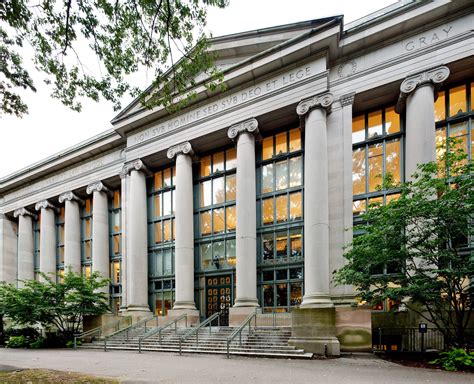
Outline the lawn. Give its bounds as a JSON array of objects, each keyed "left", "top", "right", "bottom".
[{"left": 0, "top": 369, "right": 119, "bottom": 383}]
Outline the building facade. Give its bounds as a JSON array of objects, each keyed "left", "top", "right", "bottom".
[{"left": 0, "top": 1, "right": 473, "bottom": 327}]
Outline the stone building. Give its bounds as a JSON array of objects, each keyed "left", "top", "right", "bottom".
[{"left": 0, "top": 0, "right": 473, "bottom": 354}]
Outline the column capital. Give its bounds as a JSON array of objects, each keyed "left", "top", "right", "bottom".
[
  {"left": 339, "top": 92, "right": 356, "bottom": 107},
  {"left": 297, "top": 92, "right": 334, "bottom": 116},
  {"left": 120, "top": 159, "right": 150, "bottom": 178},
  {"left": 167, "top": 142, "right": 194, "bottom": 159},
  {"left": 227, "top": 118, "right": 259, "bottom": 140},
  {"left": 86, "top": 181, "right": 111, "bottom": 196},
  {"left": 58, "top": 191, "right": 84, "bottom": 205},
  {"left": 396, "top": 65, "right": 450, "bottom": 113},
  {"left": 35, "top": 200, "right": 59, "bottom": 213},
  {"left": 13, "top": 207, "right": 36, "bottom": 219}
]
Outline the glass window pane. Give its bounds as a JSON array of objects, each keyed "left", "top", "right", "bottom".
[
  {"left": 276, "top": 269, "right": 287, "bottom": 280},
  {"left": 275, "top": 195, "right": 288, "bottom": 223},
  {"left": 154, "top": 171, "right": 162, "bottom": 190},
  {"left": 200, "top": 180, "right": 212, "bottom": 207},
  {"left": 172, "top": 166, "right": 176, "bottom": 186},
  {"left": 386, "top": 194, "right": 400, "bottom": 204},
  {"left": 436, "top": 128, "right": 447, "bottom": 166},
  {"left": 368, "top": 196, "right": 383, "bottom": 207},
  {"left": 262, "top": 233, "right": 274, "bottom": 261},
  {"left": 213, "top": 241, "right": 225, "bottom": 267},
  {"left": 163, "top": 249, "right": 172, "bottom": 275},
  {"left": 163, "top": 291, "right": 173, "bottom": 315},
  {"left": 262, "top": 164, "right": 274, "bottom": 193},
  {"left": 471, "top": 82, "right": 474, "bottom": 111},
  {"left": 276, "top": 283, "right": 288, "bottom": 307},
  {"left": 225, "top": 174, "right": 236, "bottom": 201},
  {"left": 172, "top": 191, "right": 175, "bottom": 215},
  {"left": 353, "top": 199, "right": 366, "bottom": 217},
  {"left": 201, "top": 243, "right": 212, "bottom": 270},
  {"left": 449, "top": 85, "right": 467, "bottom": 116},
  {"left": 113, "top": 234, "right": 120, "bottom": 254},
  {"left": 385, "top": 106, "right": 400, "bottom": 134},
  {"left": 290, "top": 267, "right": 303, "bottom": 279},
  {"left": 275, "top": 132, "right": 287, "bottom": 155},
  {"left": 113, "top": 261, "right": 120, "bottom": 283},
  {"left": 59, "top": 225, "right": 64, "bottom": 243},
  {"left": 201, "top": 155, "right": 211, "bottom": 177},
  {"left": 262, "top": 198, "right": 274, "bottom": 226},
  {"left": 113, "top": 211, "right": 120, "bottom": 232},
  {"left": 263, "top": 284, "right": 274, "bottom": 307},
  {"left": 385, "top": 139, "right": 401, "bottom": 184},
  {"left": 226, "top": 148, "right": 237, "bottom": 170},
  {"left": 368, "top": 110, "right": 382, "bottom": 139},
  {"left": 113, "top": 190, "right": 120, "bottom": 208},
  {"left": 289, "top": 156, "right": 302, "bottom": 187},
  {"left": 59, "top": 247, "right": 64, "bottom": 263},
  {"left": 213, "top": 152, "right": 225, "bottom": 173},
  {"left": 201, "top": 211, "right": 211, "bottom": 236},
  {"left": 263, "top": 270, "right": 273, "bottom": 281},
  {"left": 275, "top": 160, "right": 288, "bottom": 190},
  {"left": 262, "top": 136, "right": 274, "bottom": 160},
  {"left": 290, "top": 283, "right": 302, "bottom": 306},
  {"left": 85, "top": 241, "right": 91, "bottom": 260},
  {"left": 154, "top": 194, "right": 161, "bottom": 217},
  {"left": 289, "top": 128, "right": 301, "bottom": 152},
  {"left": 163, "top": 168, "right": 171, "bottom": 187},
  {"left": 226, "top": 206, "right": 236, "bottom": 232},
  {"left": 154, "top": 222, "right": 162, "bottom": 244},
  {"left": 289, "top": 192, "right": 302, "bottom": 221},
  {"left": 85, "top": 199, "right": 91, "bottom": 215},
  {"left": 163, "top": 220, "right": 172, "bottom": 241},
  {"left": 85, "top": 218, "right": 91, "bottom": 238},
  {"left": 212, "top": 177, "right": 225, "bottom": 205},
  {"left": 352, "top": 148, "right": 366, "bottom": 195},
  {"left": 226, "top": 239, "right": 236, "bottom": 267},
  {"left": 435, "top": 90, "right": 445, "bottom": 122},
  {"left": 450, "top": 121, "right": 469, "bottom": 165},
  {"left": 352, "top": 114, "right": 365, "bottom": 143},
  {"left": 368, "top": 143, "right": 383, "bottom": 192},
  {"left": 155, "top": 251, "right": 163, "bottom": 276},
  {"left": 290, "top": 229, "right": 302, "bottom": 258},
  {"left": 213, "top": 208, "right": 225, "bottom": 234},
  {"left": 276, "top": 231, "right": 287, "bottom": 260},
  {"left": 163, "top": 191, "right": 172, "bottom": 216}
]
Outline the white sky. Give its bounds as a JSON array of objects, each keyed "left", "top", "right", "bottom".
[{"left": 0, "top": 0, "right": 395, "bottom": 178}]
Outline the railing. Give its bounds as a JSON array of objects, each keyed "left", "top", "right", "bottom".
[
  {"left": 179, "top": 311, "right": 221, "bottom": 355},
  {"left": 226, "top": 311, "right": 257, "bottom": 359},
  {"left": 138, "top": 314, "right": 187, "bottom": 353},
  {"left": 256, "top": 312, "right": 292, "bottom": 327},
  {"left": 104, "top": 315, "right": 159, "bottom": 351},
  {"left": 73, "top": 316, "right": 132, "bottom": 349}
]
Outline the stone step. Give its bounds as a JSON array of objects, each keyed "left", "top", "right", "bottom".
[{"left": 96, "top": 342, "right": 298, "bottom": 351}]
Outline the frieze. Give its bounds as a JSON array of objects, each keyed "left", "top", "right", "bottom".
[
  {"left": 227, "top": 118, "right": 259, "bottom": 140},
  {"left": 167, "top": 142, "right": 194, "bottom": 159}
]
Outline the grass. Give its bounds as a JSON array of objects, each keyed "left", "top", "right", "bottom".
[{"left": 0, "top": 369, "right": 119, "bottom": 383}]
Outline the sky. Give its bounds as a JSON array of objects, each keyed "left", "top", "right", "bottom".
[{"left": 0, "top": 0, "right": 395, "bottom": 178}]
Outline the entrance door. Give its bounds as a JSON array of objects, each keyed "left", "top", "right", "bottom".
[{"left": 206, "top": 275, "right": 232, "bottom": 326}]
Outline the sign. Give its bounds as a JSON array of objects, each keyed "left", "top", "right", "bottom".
[{"left": 419, "top": 323, "right": 428, "bottom": 333}]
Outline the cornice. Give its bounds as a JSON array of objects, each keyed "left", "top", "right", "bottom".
[
  {"left": 227, "top": 118, "right": 259, "bottom": 140},
  {"left": 58, "top": 191, "right": 84, "bottom": 205},
  {"left": 86, "top": 181, "right": 112, "bottom": 196},
  {"left": 13, "top": 207, "right": 36, "bottom": 219},
  {"left": 35, "top": 200, "right": 59, "bottom": 213},
  {"left": 120, "top": 159, "right": 150, "bottom": 178},
  {"left": 167, "top": 142, "right": 194, "bottom": 160},
  {"left": 297, "top": 92, "right": 334, "bottom": 116}
]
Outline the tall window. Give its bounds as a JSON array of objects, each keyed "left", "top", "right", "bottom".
[
  {"left": 257, "top": 127, "right": 304, "bottom": 312},
  {"left": 109, "top": 190, "right": 121, "bottom": 313},
  {"left": 352, "top": 105, "right": 403, "bottom": 218},
  {"left": 434, "top": 81, "right": 474, "bottom": 168},
  {"left": 81, "top": 198, "right": 92, "bottom": 276},
  {"left": 33, "top": 214, "right": 40, "bottom": 281},
  {"left": 195, "top": 148, "right": 237, "bottom": 271},
  {"left": 148, "top": 166, "right": 176, "bottom": 316},
  {"left": 56, "top": 207, "right": 65, "bottom": 281}
]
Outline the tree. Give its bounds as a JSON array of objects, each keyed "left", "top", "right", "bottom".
[
  {"left": 0, "top": 269, "right": 110, "bottom": 340},
  {"left": 334, "top": 142, "right": 474, "bottom": 348},
  {"left": 1, "top": 0, "right": 228, "bottom": 117}
]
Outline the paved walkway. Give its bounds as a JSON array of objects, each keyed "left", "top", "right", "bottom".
[{"left": 0, "top": 348, "right": 472, "bottom": 383}]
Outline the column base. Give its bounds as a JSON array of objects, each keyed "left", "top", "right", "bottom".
[
  {"left": 168, "top": 309, "right": 200, "bottom": 326},
  {"left": 123, "top": 304, "right": 152, "bottom": 319},
  {"left": 301, "top": 293, "right": 334, "bottom": 308},
  {"left": 233, "top": 297, "right": 259, "bottom": 308},
  {"left": 229, "top": 306, "right": 260, "bottom": 326}
]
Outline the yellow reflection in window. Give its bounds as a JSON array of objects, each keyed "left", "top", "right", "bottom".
[
  {"left": 85, "top": 241, "right": 91, "bottom": 260},
  {"left": 59, "top": 207, "right": 65, "bottom": 221},
  {"left": 290, "top": 230, "right": 302, "bottom": 257},
  {"left": 154, "top": 222, "right": 162, "bottom": 244},
  {"left": 112, "top": 261, "right": 120, "bottom": 284},
  {"left": 385, "top": 139, "right": 401, "bottom": 184},
  {"left": 58, "top": 269, "right": 64, "bottom": 283},
  {"left": 225, "top": 174, "right": 236, "bottom": 201},
  {"left": 385, "top": 106, "right": 400, "bottom": 134},
  {"left": 368, "top": 143, "right": 383, "bottom": 192},
  {"left": 449, "top": 85, "right": 466, "bottom": 117},
  {"left": 113, "top": 234, "right": 121, "bottom": 254},
  {"left": 386, "top": 194, "right": 400, "bottom": 204},
  {"left": 85, "top": 218, "right": 91, "bottom": 238},
  {"left": 435, "top": 128, "right": 447, "bottom": 176},
  {"left": 434, "top": 91, "right": 445, "bottom": 122},
  {"left": 368, "top": 110, "right": 382, "bottom": 139},
  {"left": 449, "top": 122, "right": 469, "bottom": 169},
  {"left": 84, "top": 265, "right": 91, "bottom": 279},
  {"left": 289, "top": 128, "right": 301, "bottom": 152},
  {"left": 471, "top": 82, "right": 474, "bottom": 111},
  {"left": 59, "top": 247, "right": 64, "bottom": 264},
  {"left": 368, "top": 196, "right": 383, "bottom": 207},
  {"left": 213, "top": 151, "right": 225, "bottom": 173},
  {"left": 353, "top": 199, "right": 366, "bottom": 216},
  {"left": 262, "top": 198, "right": 274, "bottom": 225},
  {"left": 201, "top": 156, "right": 211, "bottom": 177},
  {"left": 154, "top": 171, "right": 162, "bottom": 190},
  {"left": 113, "top": 190, "right": 120, "bottom": 208},
  {"left": 226, "top": 148, "right": 237, "bottom": 170},
  {"left": 262, "top": 136, "right": 274, "bottom": 160},
  {"left": 213, "top": 208, "right": 225, "bottom": 234},
  {"left": 289, "top": 192, "right": 302, "bottom": 220},
  {"left": 276, "top": 195, "right": 288, "bottom": 223},
  {"left": 201, "top": 211, "right": 211, "bottom": 236},
  {"left": 226, "top": 206, "right": 236, "bottom": 231},
  {"left": 163, "top": 220, "right": 172, "bottom": 242},
  {"left": 85, "top": 199, "right": 91, "bottom": 215},
  {"left": 59, "top": 225, "right": 64, "bottom": 243},
  {"left": 352, "top": 114, "right": 365, "bottom": 143},
  {"left": 153, "top": 194, "right": 161, "bottom": 217},
  {"left": 275, "top": 132, "right": 287, "bottom": 155},
  {"left": 352, "top": 148, "right": 366, "bottom": 195}
]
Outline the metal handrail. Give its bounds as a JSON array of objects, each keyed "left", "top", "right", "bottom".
[
  {"left": 138, "top": 314, "right": 187, "bottom": 353},
  {"left": 226, "top": 311, "right": 257, "bottom": 358},
  {"left": 73, "top": 316, "right": 132, "bottom": 349},
  {"left": 179, "top": 312, "right": 221, "bottom": 355},
  {"left": 104, "top": 315, "right": 159, "bottom": 351}
]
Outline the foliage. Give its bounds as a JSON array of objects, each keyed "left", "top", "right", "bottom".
[
  {"left": 5, "top": 326, "right": 39, "bottom": 339},
  {"left": 430, "top": 348, "right": 474, "bottom": 371},
  {"left": 0, "top": 0, "right": 228, "bottom": 117},
  {"left": 334, "top": 140, "right": 474, "bottom": 348},
  {"left": 29, "top": 335, "right": 46, "bottom": 348},
  {"left": 66, "top": 339, "right": 81, "bottom": 348},
  {"left": 0, "top": 269, "right": 110, "bottom": 341},
  {"left": 5, "top": 334, "right": 29, "bottom": 348}
]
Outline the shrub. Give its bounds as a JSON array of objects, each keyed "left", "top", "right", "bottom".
[
  {"left": 5, "top": 327, "right": 39, "bottom": 339},
  {"left": 6, "top": 335, "right": 30, "bottom": 348},
  {"left": 430, "top": 348, "right": 474, "bottom": 371},
  {"left": 29, "top": 336, "right": 46, "bottom": 349}
]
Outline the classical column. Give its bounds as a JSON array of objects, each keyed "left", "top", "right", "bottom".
[
  {"left": 86, "top": 182, "right": 111, "bottom": 292},
  {"left": 167, "top": 143, "right": 198, "bottom": 315},
  {"left": 122, "top": 160, "right": 151, "bottom": 314},
  {"left": 396, "top": 65, "right": 450, "bottom": 179},
  {"left": 58, "top": 192, "right": 83, "bottom": 274},
  {"left": 13, "top": 208, "right": 36, "bottom": 286},
  {"left": 35, "top": 200, "right": 58, "bottom": 281},
  {"left": 0, "top": 214, "right": 18, "bottom": 284},
  {"left": 227, "top": 119, "right": 259, "bottom": 313},
  {"left": 297, "top": 92, "right": 334, "bottom": 308},
  {"left": 119, "top": 171, "right": 128, "bottom": 311}
]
